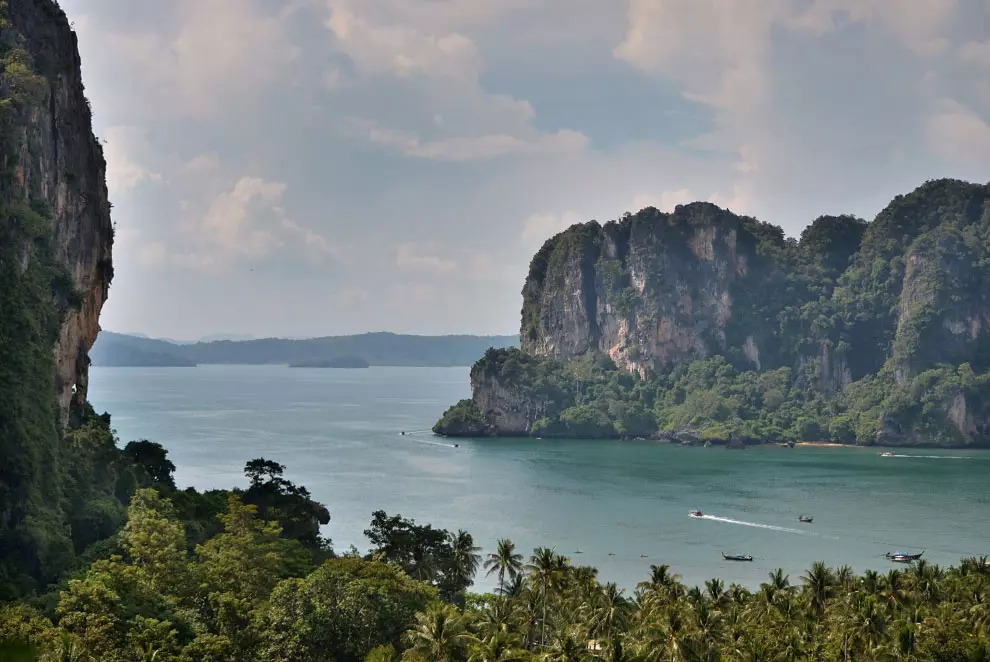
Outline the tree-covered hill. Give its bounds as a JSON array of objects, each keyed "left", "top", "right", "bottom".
[
  {"left": 437, "top": 179, "right": 990, "bottom": 447},
  {"left": 90, "top": 331, "right": 518, "bottom": 367}
]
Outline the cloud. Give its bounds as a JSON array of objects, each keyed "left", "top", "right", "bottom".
[
  {"left": 958, "top": 39, "right": 990, "bottom": 67},
  {"left": 103, "top": 126, "right": 163, "bottom": 193},
  {"left": 928, "top": 99, "right": 990, "bottom": 167},
  {"left": 280, "top": 217, "right": 339, "bottom": 260},
  {"left": 71, "top": 0, "right": 301, "bottom": 119},
  {"left": 137, "top": 241, "right": 168, "bottom": 268},
  {"left": 631, "top": 189, "right": 694, "bottom": 213},
  {"left": 59, "top": 0, "right": 990, "bottom": 339},
  {"left": 180, "top": 153, "right": 220, "bottom": 175},
  {"left": 165, "top": 177, "right": 335, "bottom": 272},
  {"left": 395, "top": 243, "right": 458, "bottom": 275},
  {"left": 347, "top": 118, "right": 587, "bottom": 161},
  {"left": 521, "top": 211, "right": 584, "bottom": 248},
  {"left": 324, "top": 2, "right": 588, "bottom": 160}
]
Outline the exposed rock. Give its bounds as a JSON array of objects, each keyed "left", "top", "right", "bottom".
[
  {"left": 443, "top": 180, "right": 990, "bottom": 447},
  {"left": 520, "top": 204, "right": 787, "bottom": 375},
  {"left": 4, "top": 0, "right": 113, "bottom": 421}
]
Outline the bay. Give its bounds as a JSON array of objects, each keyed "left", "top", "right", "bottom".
[{"left": 89, "top": 365, "right": 990, "bottom": 592}]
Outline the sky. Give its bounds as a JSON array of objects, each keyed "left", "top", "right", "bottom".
[{"left": 60, "top": 0, "right": 990, "bottom": 341}]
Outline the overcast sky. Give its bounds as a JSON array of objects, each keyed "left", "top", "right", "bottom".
[{"left": 61, "top": 0, "right": 990, "bottom": 341}]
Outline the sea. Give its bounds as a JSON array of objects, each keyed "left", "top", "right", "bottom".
[{"left": 88, "top": 365, "right": 990, "bottom": 593}]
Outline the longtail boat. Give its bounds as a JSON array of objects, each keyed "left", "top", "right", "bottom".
[
  {"left": 885, "top": 550, "right": 924, "bottom": 562},
  {"left": 722, "top": 553, "right": 753, "bottom": 562}
]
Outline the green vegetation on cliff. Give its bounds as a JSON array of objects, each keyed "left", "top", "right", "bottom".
[{"left": 438, "top": 179, "right": 990, "bottom": 446}]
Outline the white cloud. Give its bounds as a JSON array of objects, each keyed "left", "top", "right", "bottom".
[
  {"left": 349, "top": 118, "right": 587, "bottom": 161},
  {"left": 280, "top": 217, "right": 338, "bottom": 260},
  {"left": 708, "top": 184, "right": 754, "bottom": 215},
  {"left": 631, "top": 189, "right": 694, "bottom": 213},
  {"left": 73, "top": 0, "right": 300, "bottom": 118},
  {"left": 180, "top": 152, "right": 220, "bottom": 175},
  {"left": 928, "top": 100, "right": 990, "bottom": 167},
  {"left": 137, "top": 241, "right": 168, "bottom": 268},
  {"left": 614, "top": 0, "right": 960, "bottom": 113},
  {"left": 613, "top": 0, "right": 780, "bottom": 112},
  {"left": 169, "top": 177, "right": 335, "bottom": 271},
  {"left": 395, "top": 243, "right": 458, "bottom": 274},
  {"left": 521, "top": 211, "right": 584, "bottom": 248},
  {"left": 103, "top": 126, "right": 163, "bottom": 193},
  {"left": 325, "top": 3, "right": 587, "bottom": 160},
  {"left": 194, "top": 177, "right": 285, "bottom": 260},
  {"left": 327, "top": 7, "right": 482, "bottom": 79},
  {"left": 959, "top": 39, "right": 990, "bottom": 67}
]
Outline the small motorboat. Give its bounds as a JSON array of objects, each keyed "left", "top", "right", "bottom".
[
  {"left": 689, "top": 510, "right": 704, "bottom": 518},
  {"left": 879, "top": 451, "right": 894, "bottom": 457},
  {"left": 400, "top": 431, "right": 405, "bottom": 436},
  {"left": 722, "top": 553, "right": 753, "bottom": 562},
  {"left": 798, "top": 515, "right": 813, "bottom": 523},
  {"left": 885, "top": 550, "right": 924, "bottom": 563}
]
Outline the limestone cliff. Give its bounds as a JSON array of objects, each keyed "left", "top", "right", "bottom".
[
  {"left": 438, "top": 180, "right": 990, "bottom": 447},
  {"left": 0, "top": 0, "right": 113, "bottom": 594},
  {"left": 2, "top": 0, "right": 112, "bottom": 418},
  {"left": 521, "top": 203, "right": 790, "bottom": 377}
]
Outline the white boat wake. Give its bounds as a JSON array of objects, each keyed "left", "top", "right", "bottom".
[
  {"left": 692, "top": 513, "right": 838, "bottom": 539},
  {"left": 884, "top": 454, "right": 967, "bottom": 460},
  {"left": 406, "top": 437, "right": 459, "bottom": 449}
]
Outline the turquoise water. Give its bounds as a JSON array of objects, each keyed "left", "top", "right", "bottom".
[{"left": 89, "top": 365, "right": 990, "bottom": 592}]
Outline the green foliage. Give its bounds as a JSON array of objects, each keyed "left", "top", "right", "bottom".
[
  {"left": 448, "top": 179, "right": 990, "bottom": 446},
  {"left": 433, "top": 400, "right": 486, "bottom": 436},
  {"left": 364, "top": 512, "right": 480, "bottom": 602},
  {"left": 450, "top": 347, "right": 990, "bottom": 446},
  {"left": 4, "top": 470, "right": 990, "bottom": 661},
  {"left": 0, "top": 197, "right": 108, "bottom": 597},
  {"left": 259, "top": 557, "right": 436, "bottom": 662},
  {"left": 241, "top": 458, "right": 332, "bottom": 554}
]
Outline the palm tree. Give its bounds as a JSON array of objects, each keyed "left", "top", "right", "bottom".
[
  {"left": 588, "top": 583, "right": 629, "bottom": 643},
  {"left": 485, "top": 539, "right": 525, "bottom": 593},
  {"left": 450, "top": 529, "right": 482, "bottom": 590},
  {"left": 542, "top": 632, "right": 589, "bottom": 662},
  {"left": 466, "top": 632, "right": 529, "bottom": 662},
  {"left": 528, "top": 547, "right": 560, "bottom": 647},
  {"left": 402, "top": 602, "right": 471, "bottom": 662},
  {"left": 502, "top": 572, "right": 528, "bottom": 598},
  {"left": 802, "top": 561, "right": 833, "bottom": 617}
]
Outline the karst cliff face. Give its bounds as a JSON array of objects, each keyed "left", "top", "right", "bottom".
[
  {"left": 1, "top": 0, "right": 113, "bottom": 592},
  {"left": 3, "top": 0, "right": 113, "bottom": 418},
  {"left": 5, "top": 0, "right": 114, "bottom": 418},
  {"left": 520, "top": 203, "right": 788, "bottom": 378},
  {"left": 437, "top": 180, "right": 990, "bottom": 446}
]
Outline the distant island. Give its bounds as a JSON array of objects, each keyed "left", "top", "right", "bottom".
[
  {"left": 90, "top": 342, "right": 198, "bottom": 368},
  {"left": 289, "top": 356, "right": 370, "bottom": 369},
  {"left": 90, "top": 331, "right": 518, "bottom": 368}
]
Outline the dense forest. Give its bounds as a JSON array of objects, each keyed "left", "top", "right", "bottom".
[{"left": 437, "top": 180, "right": 990, "bottom": 447}]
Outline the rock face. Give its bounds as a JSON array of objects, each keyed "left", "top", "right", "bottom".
[
  {"left": 521, "top": 203, "right": 788, "bottom": 377},
  {"left": 438, "top": 180, "right": 990, "bottom": 446},
  {"left": 4, "top": 0, "right": 113, "bottom": 420},
  {"left": 0, "top": 0, "right": 113, "bottom": 592}
]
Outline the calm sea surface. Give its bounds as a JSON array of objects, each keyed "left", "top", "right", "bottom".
[{"left": 89, "top": 365, "right": 990, "bottom": 592}]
